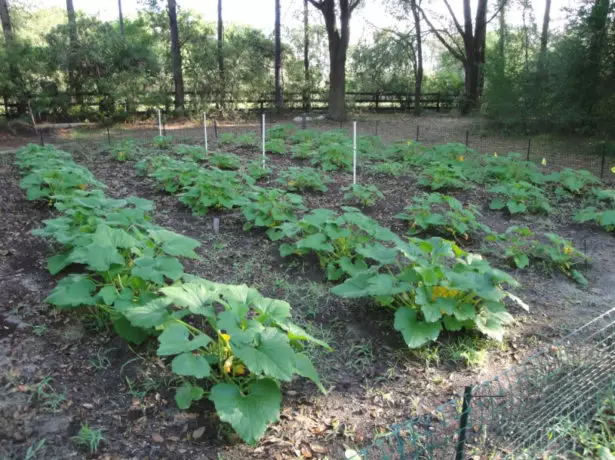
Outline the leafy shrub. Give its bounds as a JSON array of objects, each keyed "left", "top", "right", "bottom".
[
  {"left": 484, "top": 227, "right": 589, "bottom": 284},
  {"left": 546, "top": 168, "right": 602, "bottom": 195},
  {"left": 208, "top": 152, "right": 241, "bottom": 170},
  {"left": 180, "top": 169, "right": 247, "bottom": 214},
  {"left": 318, "top": 129, "right": 349, "bottom": 146},
  {"left": 489, "top": 181, "right": 551, "bottom": 214},
  {"left": 356, "top": 135, "right": 384, "bottom": 156},
  {"left": 265, "top": 138, "right": 287, "bottom": 154},
  {"left": 313, "top": 142, "right": 352, "bottom": 171},
  {"left": 153, "top": 135, "right": 173, "bottom": 149},
  {"left": 396, "top": 193, "right": 491, "bottom": 242},
  {"left": 332, "top": 237, "right": 519, "bottom": 348},
  {"left": 244, "top": 160, "right": 273, "bottom": 181},
  {"left": 242, "top": 188, "right": 306, "bottom": 239},
  {"left": 574, "top": 207, "right": 615, "bottom": 232},
  {"left": 290, "top": 142, "right": 316, "bottom": 160},
  {"left": 419, "top": 163, "right": 472, "bottom": 191},
  {"left": 149, "top": 158, "right": 200, "bottom": 193},
  {"left": 109, "top": 139, "right": 138, "bottom": 162},
  {"left": 274, "top": 207, "right": 398, "bottom": 280},
  {"left": 173, "top": 144, "right": 207, "bottom": 161},
  {"left": 383, "top": 140, "right": 424, "bottom": 163},
  {"left": 342, "top": 183, "right": 384, "bottom": 207},
  {"left": 474, "top": 153, "right": 545, "bottom": 185},
  {"left": 277, "top": 167, "right": 330, "bottom": 193},
  {"left": 267, "top": 123, "right": 296, "bottom": 140}
]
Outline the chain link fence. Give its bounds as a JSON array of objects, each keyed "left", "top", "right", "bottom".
[{"left": 352, "top": 304, "right": 615, "bottom": 459}]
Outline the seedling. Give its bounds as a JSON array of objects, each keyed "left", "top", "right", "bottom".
[{"left": 72, "top": 423, "right": 104, "bottom": 453}]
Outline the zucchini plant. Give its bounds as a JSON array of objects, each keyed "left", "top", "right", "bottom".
[
  {"left": 277, "top": 167, "right": 330, "bottom": 193},
  {"left": 241, "top": 188, "right": 306, "bottom": 239},
  {"left": 179, "top": 169, "right": 248, "bottom": 214},
  {"left": 489, "top": 181, "right": 551, "bottom": 214},
  {"left": 332, "top": 237, "right": 519, "bottom": 348},
  {"left": 342, "top": 183, "right": 384, "bottom": 207}
]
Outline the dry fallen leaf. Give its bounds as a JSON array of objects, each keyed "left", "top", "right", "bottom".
[
  {"left": 310, "top": 443, "right": 327, "bottom": 454},
  {"left": 151, "top": 433, "right": 164, "bottom": 443}
]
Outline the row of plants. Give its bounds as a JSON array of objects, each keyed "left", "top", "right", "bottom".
[{"left": 16, "top": 143, "right": 328, "bottom": 445}]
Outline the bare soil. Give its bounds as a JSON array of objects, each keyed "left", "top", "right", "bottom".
[{"left": 0, "top": 123, "right": 614, "bottom": 459}]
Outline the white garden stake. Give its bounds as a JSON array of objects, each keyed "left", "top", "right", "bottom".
[
  {"left": 353, "top": 120, "right": 357, "bottom": 185},
  {"left": 157, "top": 109, "right": 162, "bottom": 137},
  {"left": 262, "top": 113, "right": 266, "bottom": 168},
  {"left": 203, "top": 112, "right": 208, "bottom": 151}
]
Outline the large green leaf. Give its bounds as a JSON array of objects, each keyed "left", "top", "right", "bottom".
[
  {"left": 171, "top": 352, "right": 211, "bottom": 378},
  {"left": 159, "top": 282, "right": 217, "bottom": 317},
  {"left": 112, "top": 316, "right": 150, "bottom": 344},
  {"left": 67, "top": 243, "right": 124, "bottom": 272},
  {"left": 45, "top": 275, "right": 97, "bottom": 308},
  {"left": 121, "top": 298, "right": 171, "bottom": 328},
  {"left": 209, "top": 379, "right": 282, "bottom": 445},
  {"left": 294, "top": 353, "right": 325, "bottom": 393},
  {"left": 157, "top": 323, "right": 212, "bottom": 356},
  {"left": 93, "top": 224, "right": 138, "bottom": 249},
  {"left": 394, "top": 307, "right": 442, "bottom": 349},
  {"left": 295, "top": 233, "right": 334, "bottom": 252},
  {"left": 148, "top": 228, "right": 200, "bottom": 258},
  {"left": 131, "top": 256, "right": 184, "bottom": 285},
  {"left": 278, "top": 321, "right": 332, "bottom": 350},
  {"left": 232, "top": 328, "right": 296, "bottom": 381}
]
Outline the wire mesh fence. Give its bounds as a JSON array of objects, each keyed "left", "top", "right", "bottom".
[
  {"left": 352, "top": 305, "right": 615, "bottom": 459},
  {"left": 13, "top": 113, "right": 615, "bottom": 183}
]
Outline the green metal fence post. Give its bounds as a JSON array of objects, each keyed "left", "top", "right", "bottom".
[{"left": 455, "top": 386, "right": 473, "bottom": 460}]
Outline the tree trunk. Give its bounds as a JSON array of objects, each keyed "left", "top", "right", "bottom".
[
  {"left": 539, "top": 0, "right": 551, "bottom": 56},
  {"left": 274, "top": 0, "right": 283, "bottom": 112},
  {"left": 309, "top": 0, "right": 360, "bottom": 121},
  {"left": 217, "top": 0, "right": 224, "bottom": 106},
  {"left": 0, "top": 0, "right": 13, "bottom": 42},
  {"left": 0, "top": 0, "right": 25, "bottom": 115},
  {"left": 167, "top": 0, "right": 185, "bottom": 112},
  {"left": 410, "top": 0, "right": 422, "bottom": 116},
  {"left": 66, "top": 0, "right": 82, "bottom": 105},
  {"left": 118, "top": 0, "right": 125, "bottom": 37},
  {"left": 303, "top": 0, "right": 310, "bottom": 111},
  {"left": 498, "top": 0, "right": 506, "bottom": 63},
  {"left": 584, "top": 0, "right": 611, "bottom": 117}
]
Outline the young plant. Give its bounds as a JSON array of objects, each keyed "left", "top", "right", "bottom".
[
  {"left": 574, "top": 188, "right": 615, "bottom": 232},
  {"left": 244, "top": 160, "right": 273, "bottom": 181},
  {"left": 208, "top": 152, "right": 241, "bottom": 170},
  {"left": 149, "top": 158, "right": 200, "bottom": 193},
  {"left": 277, "top": 167, "right": 330, "bottom": 193},
  {"left": 236, "top": 132, "right": 260, "bottom": 149},
  {"left": 484, "top": 226, "right": 535, "bottom": 269},
  {"left": 265, "top": 138, "right": 287, "bottom": 154},
  {"left": 173, "top": 144, "right": 207, "bottom": 161},
  {"left": 332, "top": 237, "right": 519, "bottom": 348},
  {"left": 290, "top": 142, "right": 316, "bottom": 160},
  {"left": 72, "top": 423, "right": 104, "bottom": 453},
  {"left": 267, "top": 123, "right": 296, "bottom": 140},
  {"left": 109, "top": 139, "right": 138, "bottom": 162},
  {"left": 242, "top": 188, "right": 306, "bottom": 239},
  {"left": 217, "top": 132, "right": 235, "bottom": 146},
  {"left": 274, "top": 207, "right": 398, "bottom": 280},
  {"left": 368, "top": 162, "right": 409, "bottom": 177},
  {"left": 489, "top": 181, "right": 551, "bottom": 214},
  {"left": 546, "top": 168, "right": 601, "bottom": 195},
  {"left": 342, "top": 183, "right": 384, "bottom": 207},
  {"left": 313, "top": 142, "right": 352, "bottom": 171},
  {"left": 153, "top": 135, "right": 173, "bottom": 149},
  {"left": 180, "top": 169, "right": 247, "bottom": 214},
  {"left": 476, "top": 153, "right": 545, "bottom": 185},
  {"left": 395, "top": 193, "right": 491, "bottom": 242},
  {"left": 290, "top": 128, "right": 320, "bottom": 144},
  {"left": 419, "top": 163, "right": 472, "bottom": 191}
]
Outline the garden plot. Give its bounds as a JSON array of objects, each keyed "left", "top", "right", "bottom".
[{"left": 0, "top": 126, "right": 614, "bottom": 459}]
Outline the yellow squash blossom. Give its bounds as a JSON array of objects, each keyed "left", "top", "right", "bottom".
[
  {"left": 541, "top": 158, "right": 547, "bottom": 166},
  {"left": 458, "top": 155, "right": 465, "bottom": 162},
  {"left": 431, "top": 286, "right": 461, "bottom": 302}
]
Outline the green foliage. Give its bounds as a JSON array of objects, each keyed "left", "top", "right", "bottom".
[
  {"left": 236, "top": 132, "right": 260, "bottom": 149},
  {"left": 368, "top": 161, "right": 409, "bottom": 177},
  {"left": 332, "top": 237, "right": 518, "bottom": 348},
  {"left": 274, "top": 207, "right": 398, "bottom": 281},
  {"left": 218, "top": 132, "right": 235, "bottom": 146},
  {"left": 313, "top": 142, "right": 352, "bottom": 171},
  {"left": 546, "top": 168, "right": 602, "bottom": 195},
  {"left": 17, "top": 145, "right": 327, "bottom": 445},
  {"left": 575, "top": 207, "right": 615, "bottom": 232},
  {"left": 265, "top": 138, "right": 287, "bottom": 154},
  {"left": 290, "top": 142, "right": 316, "bottom": 160},
  {"left": 289, "top": 129, "right": 320, "bottom": 144},
  {"left": 244, "top": 160, "right": 273, "bottom": 181},
  {"left": 208, "top": 153, "right": 241, "bottom": 170},
  {"left": 153, "top": 135, "right": 173, "bottom": 149},
  {"left": 342, "top": 183, "right": 384, "bottom": 207},
  {"left": 72, "top": 423, "right": 104, "bottom": 453},
  {"left": 242, "top": 188, "right": 306, "bottom": 239},
  {"left": 419, "top": 162, "right": 472, "bottom": 191},
  {"left": 173, "top": 144, "right": 207, "bottom": 161},
  {"left": 267, "top": 123, "right": 296, "bottom": 140},
  {"left": 475, "top": 153, "right": 545, "bottom": 185},
  {"left": 395, "top": 193, "right": 491, "bottom": 242},
  {"left": 383, "top": 140, "right": 424, "bottom": 163},
  {"left": 484, "top": 227, "right": 589, "bottom": 284},
  {"left": 277, "top": 167, "right": 330, "bottom": 193},
  {"left": 149, "top": 157, "right": 200, "bottom": 193},
  {"left": 180, "top": 169, "right": 247, "bottom": 214},
  {"left": 489, "top": 181, "right": 551, "bottom": 214},
  {"left": 109, "top": 139, "right": 139, "bottom": 162}
]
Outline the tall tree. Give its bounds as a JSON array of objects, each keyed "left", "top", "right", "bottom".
[
  {"left": 583, "top": 0, "right": 611, "bottom": 117},
  {"left": 66, "top": 0, "right": 82, "bottom": 102},
  {"left": 420, "top": 0, "right": 505, "bottom": 113},
  {"left": 409, "top": 0, "right": 423, "bottom": 115},
  {"left": 539, "top": 0, "right": 551, "bottom": 56},
  {"left": 217, "top": 0, "right": 224, "bottom": 103},
  {"left": 118, "top": 0, "right": 125, "bottom": 37},
  {"left": 307, "top": 0, "right": 362, "bottom": 121},
  {"left": 0, "top": 0, "right": 24, "bottom": 114},
  {"left": 303, "top": 0, "right": 310, "bottom": 110},
  {"left": 0, "top": 0, "right": 13, "bottom": 43},
  {"left": 167, "top": 0, "right": 185, "bottom": 111},
  {"left": 274, "top": 0, "right": 283, "bottom": 111}
]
